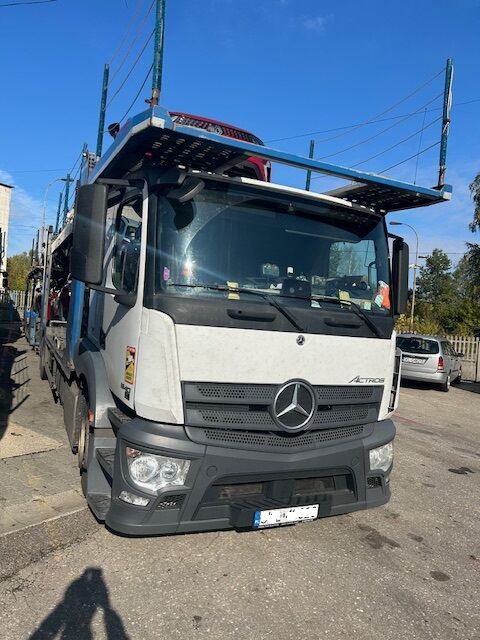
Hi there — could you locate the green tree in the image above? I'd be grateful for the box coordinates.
[469,173,480,232]
[6,252,31,291]
[416,249,453,303]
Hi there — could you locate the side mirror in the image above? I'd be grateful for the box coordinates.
[456,352,464,358]
[391,238,409,316]
[71,184,108,285]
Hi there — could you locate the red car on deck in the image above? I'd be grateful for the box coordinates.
[169,112,271,182]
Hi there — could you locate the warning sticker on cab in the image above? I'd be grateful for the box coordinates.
[125,346,136,385]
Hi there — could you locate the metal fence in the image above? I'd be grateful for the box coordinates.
[8,290,26,312]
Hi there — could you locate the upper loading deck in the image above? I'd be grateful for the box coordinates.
[85,105,452,215]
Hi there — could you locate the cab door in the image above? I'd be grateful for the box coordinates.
[100,189,146,408]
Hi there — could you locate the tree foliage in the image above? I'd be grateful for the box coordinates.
[397,170,480,336]
[416,249,453,303]
[469,174,480,232]
[6,252,31,291]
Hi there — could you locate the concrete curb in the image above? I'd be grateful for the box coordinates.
[0,506,98,581]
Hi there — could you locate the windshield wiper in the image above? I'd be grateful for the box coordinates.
[167,283,305,332]
[311,294,384,339]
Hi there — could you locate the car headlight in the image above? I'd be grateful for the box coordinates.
[126,447,190,491]
[369,442,394,472]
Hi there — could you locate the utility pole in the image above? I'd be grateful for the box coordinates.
[54,191,63,235]
[96,64,110,158]
[438,58,453,187]
[305,140,315,191]
[149,0,166,107]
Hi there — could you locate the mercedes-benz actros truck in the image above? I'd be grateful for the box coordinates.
[36,107,451,535]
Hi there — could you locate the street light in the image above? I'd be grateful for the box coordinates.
[389,221,419,332]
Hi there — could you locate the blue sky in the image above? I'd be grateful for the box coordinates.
[0,0,479,266]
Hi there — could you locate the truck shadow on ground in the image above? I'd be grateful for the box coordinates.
[28,567,130,640]
[0,321,29,441]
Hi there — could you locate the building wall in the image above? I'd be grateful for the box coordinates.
[0,183,13,290]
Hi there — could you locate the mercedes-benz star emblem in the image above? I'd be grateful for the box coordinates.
[272,381,316,431]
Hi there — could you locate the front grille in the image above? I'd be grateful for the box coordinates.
[185,382,382,405]
[187,424,366,452]
[170,113,264,146]
[183,382,382,433]
[367,477,382,489]
[156,494,185,510]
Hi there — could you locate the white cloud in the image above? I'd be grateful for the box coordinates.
[302,15,327,32]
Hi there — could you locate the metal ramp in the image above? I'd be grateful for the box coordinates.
[89,106,452,214]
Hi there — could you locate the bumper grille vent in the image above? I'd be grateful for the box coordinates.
[195,424,365,451]
[156,494,185,510]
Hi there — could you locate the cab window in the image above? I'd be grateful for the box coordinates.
[112,197,142,292]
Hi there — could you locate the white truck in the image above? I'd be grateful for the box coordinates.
[37,107,451,535]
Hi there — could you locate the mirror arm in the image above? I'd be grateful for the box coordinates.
[87,283,137,307]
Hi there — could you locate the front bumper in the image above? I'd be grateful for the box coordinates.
[105,419,395,536]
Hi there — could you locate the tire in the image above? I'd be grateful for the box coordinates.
[440,374,451,392]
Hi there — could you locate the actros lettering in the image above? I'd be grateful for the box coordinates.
[349,375,385,384]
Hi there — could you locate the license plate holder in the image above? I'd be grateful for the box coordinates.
[403,356,425,364]
[253,504,319,529]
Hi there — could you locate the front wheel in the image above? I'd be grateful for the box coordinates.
[440,374,451,392]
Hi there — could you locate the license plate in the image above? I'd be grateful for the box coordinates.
[403,356,424,364]
[253,504,319,528]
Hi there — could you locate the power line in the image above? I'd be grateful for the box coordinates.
[119,63,154,124]
[1,168,68,173]
[109,0,155,84]
[274,68,443,148]
[109,0,146,66]
[351,116,441,168]
[0,0,55,6]
[378,140,440,174]
[266,97,480,145]
[317,92,443,160]
[107,29,154,107]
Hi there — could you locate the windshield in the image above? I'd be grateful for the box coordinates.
[397,337,439,354]
[155,180,391,314]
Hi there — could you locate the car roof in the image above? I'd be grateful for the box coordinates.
[397,334,444,342]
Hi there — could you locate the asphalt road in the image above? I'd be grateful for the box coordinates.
[1,381,479,640]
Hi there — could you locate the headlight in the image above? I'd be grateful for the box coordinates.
[369,442,394,472]
[126,448,190,491]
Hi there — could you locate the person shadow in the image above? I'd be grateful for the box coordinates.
[29,567,130,640]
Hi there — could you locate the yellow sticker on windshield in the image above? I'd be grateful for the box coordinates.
[339,290,351,303]
[227,281,240,300]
